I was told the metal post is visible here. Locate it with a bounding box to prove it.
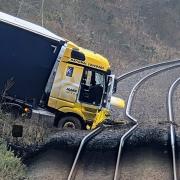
[41,0,45,27]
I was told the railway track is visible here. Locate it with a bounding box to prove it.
[27,60,180,180]
[68,126,105,180]
[168,77,180,180]
[173,81,180,179]
[115,62,180,180]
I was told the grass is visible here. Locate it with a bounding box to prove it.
[0,110,57,180]
[0,110,58,180]
[0,140,26,180]
[0,110,49,147]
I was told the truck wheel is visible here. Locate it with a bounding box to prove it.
[58,116,82,129]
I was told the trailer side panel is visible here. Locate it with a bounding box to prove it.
[0,21,64,104]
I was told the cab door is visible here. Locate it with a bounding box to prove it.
[105,75,115,109]
[50,61,84,103]
[78,68,105,120]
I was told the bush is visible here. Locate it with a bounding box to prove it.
[0,140,26,180]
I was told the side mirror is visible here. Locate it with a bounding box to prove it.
[113,78,117,94]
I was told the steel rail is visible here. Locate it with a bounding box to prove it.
[168,78,180,180]
[67,125,105,180]
[114,63,180,180]
[117,59,180,82]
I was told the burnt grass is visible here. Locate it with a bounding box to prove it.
[0,109,179,161]
[7,122,179,161]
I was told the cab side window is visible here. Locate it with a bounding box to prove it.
[79,69,104,106]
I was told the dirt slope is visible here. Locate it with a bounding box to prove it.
[0,0,180,75]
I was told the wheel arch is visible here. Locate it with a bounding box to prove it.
[54,107,85,128]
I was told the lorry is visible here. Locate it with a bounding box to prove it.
[0,12,125,130]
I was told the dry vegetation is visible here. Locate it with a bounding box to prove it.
[0,0,179,144]
[0,139,26,180]
[0,0,180,75]
[0,111,57,148]
[0,0,179,149]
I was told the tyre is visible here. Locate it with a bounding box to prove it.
[58,115,82,129]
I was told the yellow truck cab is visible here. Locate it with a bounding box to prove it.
[0,12,124,130]
[48,41,125,129]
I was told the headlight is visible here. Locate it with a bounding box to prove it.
[110,96,125,109]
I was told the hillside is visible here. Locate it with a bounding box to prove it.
[0,0,180,75]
